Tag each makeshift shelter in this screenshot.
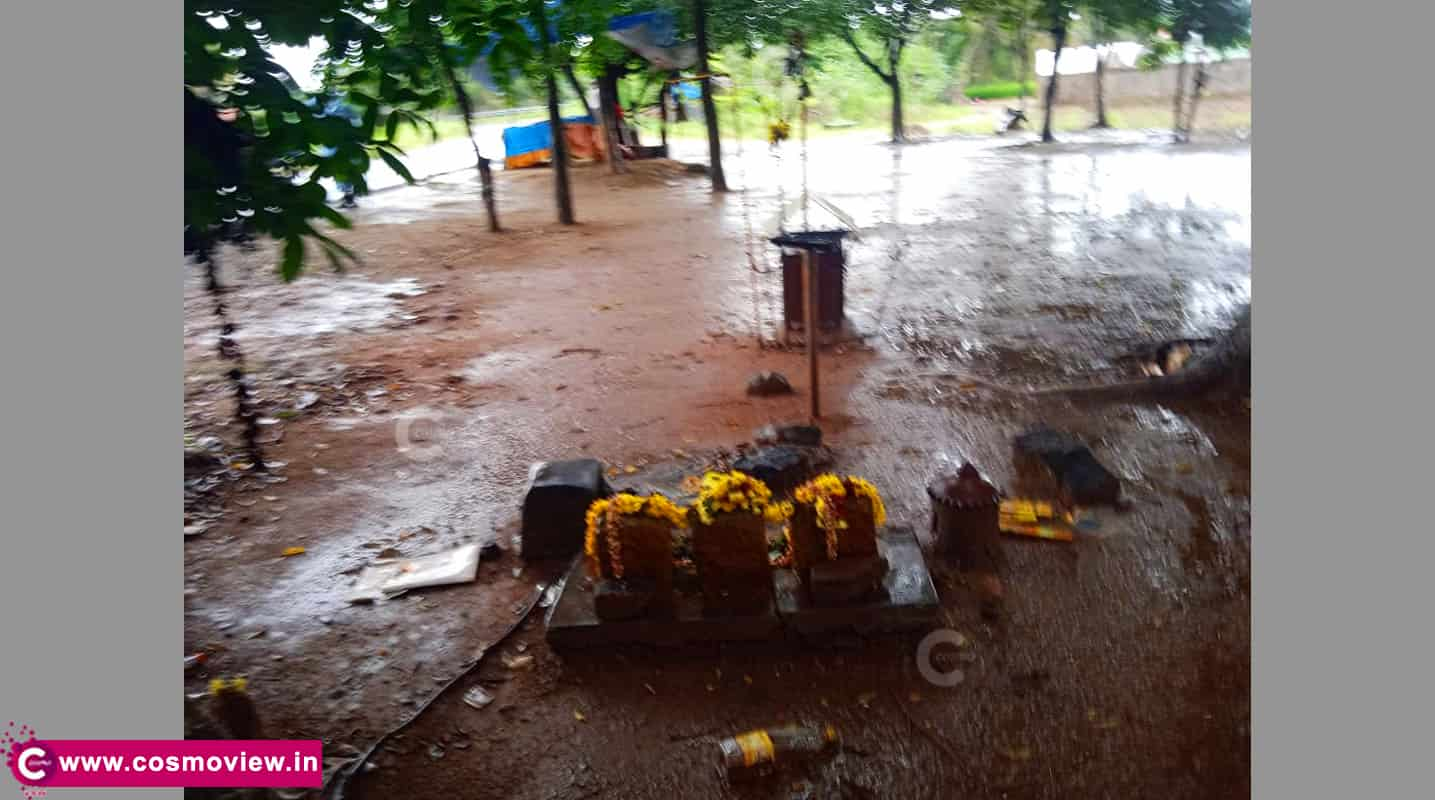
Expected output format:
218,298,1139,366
502,115,607,170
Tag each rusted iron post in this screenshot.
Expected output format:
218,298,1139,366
802,248,820,421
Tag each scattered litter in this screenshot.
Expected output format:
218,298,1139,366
427,743,445,760
282,547,307,557
184,653,207,673
502,654,535,671
245,629,268,640
1000,499,1076,542
1001,523,1074,542
183,523,209,538
644,683,656,696
347,544,482,603
296,391,321,410
539,581,562,608
719,725,840,781
462,687,494,710
573,710,587,722
857,692,877,709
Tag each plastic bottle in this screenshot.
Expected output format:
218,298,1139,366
719,724,839,780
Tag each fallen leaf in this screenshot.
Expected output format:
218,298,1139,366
282,547,306,557
623,465,637,475
573,710,587,722
998,745,1032,762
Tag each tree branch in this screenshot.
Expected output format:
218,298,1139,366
842,26,892,83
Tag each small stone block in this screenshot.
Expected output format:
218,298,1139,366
809,555,889,606
777,424,823,447
1013,427,1121,506
520,459,610,560
732,446,811,495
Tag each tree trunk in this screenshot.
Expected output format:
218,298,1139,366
669,70,689,122
545,70,575,224
1185,62,1208,139
1040,23,1066,143
597,64,626,174
1171,34,1189,142
1093,46,1110,128
443,60,500,231
1017,21,1029,112
890,76,904,142
889,51,905,143
200,248,265,468
659,78,669,150
694,0,728,192
562,64,595,119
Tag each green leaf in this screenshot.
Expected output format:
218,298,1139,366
281,235,304,281
317,204,354,230
320,241,347,273
377,148,416,184
379,140,408,157
386,110,401,141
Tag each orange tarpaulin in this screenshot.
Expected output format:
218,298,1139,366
503,120,606,170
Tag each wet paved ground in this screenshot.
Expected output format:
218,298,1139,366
184,131,1250,798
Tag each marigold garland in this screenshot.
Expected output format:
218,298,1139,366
788,474,888,560
692,470,791,526
583,493,687,579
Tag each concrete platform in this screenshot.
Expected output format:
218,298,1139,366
774,527,941,638
543,557,782,648
544,527,939,649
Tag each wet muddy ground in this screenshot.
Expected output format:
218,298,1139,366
184,131,1250,799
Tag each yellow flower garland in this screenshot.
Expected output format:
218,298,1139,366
789,474,888,559
693,470,791,525
583,493,687,579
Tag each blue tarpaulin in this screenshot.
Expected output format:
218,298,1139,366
502,116,599,169
606,10,697,70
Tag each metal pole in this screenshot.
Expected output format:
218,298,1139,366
802,248,820,421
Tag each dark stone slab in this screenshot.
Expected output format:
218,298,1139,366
809,555,889,606
775,527,940,638
777,424,823,447
520,459,611,560
732,446,812,495
545,528,941,648
1013,427,1121,506
594,578,655,621
545,557,781,649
